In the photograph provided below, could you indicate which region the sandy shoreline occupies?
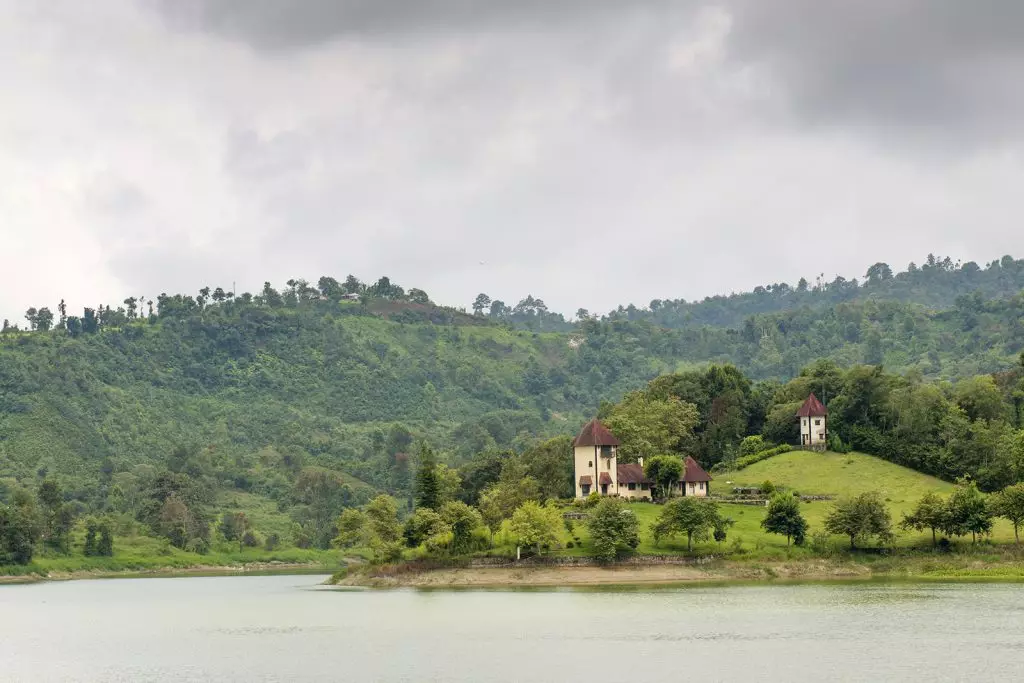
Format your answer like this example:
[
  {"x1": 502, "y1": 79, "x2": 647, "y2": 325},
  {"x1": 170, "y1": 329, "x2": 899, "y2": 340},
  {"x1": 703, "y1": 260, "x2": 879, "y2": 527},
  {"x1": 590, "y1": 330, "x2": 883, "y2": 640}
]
[{"x1": 333, "y1": 560, "x2": 876, "y2": 588}]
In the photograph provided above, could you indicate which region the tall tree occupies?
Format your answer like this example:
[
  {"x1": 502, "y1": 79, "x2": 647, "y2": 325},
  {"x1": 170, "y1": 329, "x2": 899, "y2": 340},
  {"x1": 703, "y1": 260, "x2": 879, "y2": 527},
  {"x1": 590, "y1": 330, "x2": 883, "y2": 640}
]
[
  {"x1": 644, "y1": 455, "x2": 684, "y2": 500},
  {"x1": 761, "y1": 494, "x2": 808, "y2": 545},
  {"x1": 652, "y1": 498, "x2": 725, "y2": 551},
  {"x1": 900, "y1": 492, "x2": 946, "y2": 546},
  {"x1": 472, "y1": 293, "x2": 491, "y2": 316},
  {"x1": 414, "y1": 445, "x2": 442, "y2": 511},
  {"x1": 990, "y1": 483, "x2": 1024, "y2": 544},
  {"x1": 824, "y1": 492, "x2": 893, "y2": 549},
  {"x1": 587, "y1": 498, "x2": 640, "y2": 562}
]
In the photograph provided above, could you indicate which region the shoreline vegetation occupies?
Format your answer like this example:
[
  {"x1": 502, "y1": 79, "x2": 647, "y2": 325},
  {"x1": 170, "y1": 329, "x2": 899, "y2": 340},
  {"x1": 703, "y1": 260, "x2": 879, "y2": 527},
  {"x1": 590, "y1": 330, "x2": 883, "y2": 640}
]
[{"x1": 332, "y1": 553, "x2": 1024, "y2": 589}]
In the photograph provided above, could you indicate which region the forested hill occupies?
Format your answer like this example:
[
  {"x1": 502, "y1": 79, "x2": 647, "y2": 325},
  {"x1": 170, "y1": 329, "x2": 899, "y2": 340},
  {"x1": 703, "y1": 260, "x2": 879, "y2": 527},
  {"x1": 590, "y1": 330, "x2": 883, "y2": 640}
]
[
  {"x1": 1, "y1": 260, "x2": 1023, "y2": 490},
  {"x1": 604, "y1": 254, "x2": 1024, "y2": 329},
  {"x1": 1, "y1": 264, "x2": 1023, "y2": 560}
]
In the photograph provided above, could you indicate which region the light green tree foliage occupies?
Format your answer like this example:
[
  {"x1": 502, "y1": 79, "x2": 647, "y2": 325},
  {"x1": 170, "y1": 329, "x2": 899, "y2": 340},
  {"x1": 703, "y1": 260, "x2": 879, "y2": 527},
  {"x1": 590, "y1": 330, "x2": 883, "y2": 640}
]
[
  {"x1": 991, "y1": 483, "x2": 1024, "y2": 544},
  {"x1": 652, "y1": 497, "x2": 726, "y2": 551},
  {"x1": 334, "y1": 508, "x2": 367, "y2": 548},
  {"x1": 363, "y1": 495, "x2": 402, "y2": 562},
  {"x1": 954, "y1": 375, "x2": 1007, "y2": 422},
  {"x1": 739, "y1": 435, "x2": 768, "y2": 456},
  {"x1": 760, "y1": 494, "x2": 808, "y2": 546},
  {"x1": 402, "y1": 507, "x2": 448, "y2": 550},
  {"x1": 824, "y1": 492, "x2": 893, "y2": 549},
  {"x1": 586, "y1": 498, "x2": 640, "y2": 562},
  {"x1": 509, "y1": 501, "x2": 562, "y2": 555},
  {"x1": 439, "y1": 501, "x2": 483, "y2": 555},
  {"x1": 605, "y1": 391, "x2": 699, "y2": 461},
  {"x1": 477, "y1": 459, "x2": 540, "y2": 537},
  {"x1": 436, "y1": 464, "x2": 462, "y2": 507},
  {"x1": 942, "y1": 479, "x2": 993, "y2": 543},
  {"x1": 644, "y1": 455, "x2": 683, "y2": 499},
  {"x1": 900, "y1": 492, "x2": 947, "y2": 546}
]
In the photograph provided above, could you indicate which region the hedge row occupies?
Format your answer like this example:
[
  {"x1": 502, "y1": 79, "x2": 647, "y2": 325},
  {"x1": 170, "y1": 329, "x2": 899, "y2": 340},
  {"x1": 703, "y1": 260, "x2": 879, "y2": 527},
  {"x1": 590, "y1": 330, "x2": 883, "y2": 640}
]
[{"x1": 733, "y1": 444, "x2": 793, "y2": 470}]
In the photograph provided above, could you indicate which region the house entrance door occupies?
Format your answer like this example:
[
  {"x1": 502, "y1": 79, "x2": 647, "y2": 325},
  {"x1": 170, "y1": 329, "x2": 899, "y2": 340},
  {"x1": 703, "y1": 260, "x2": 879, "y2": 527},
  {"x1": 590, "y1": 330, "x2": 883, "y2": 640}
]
[{"x1": 601, "y1": 484, "x2": 608, "y2": 495}]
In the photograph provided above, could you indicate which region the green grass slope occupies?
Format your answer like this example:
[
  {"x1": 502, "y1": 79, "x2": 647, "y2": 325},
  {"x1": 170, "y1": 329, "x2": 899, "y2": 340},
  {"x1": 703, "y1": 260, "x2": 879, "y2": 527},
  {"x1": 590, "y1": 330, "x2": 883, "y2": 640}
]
[{"x1": 719, "y1": 450, "x2": 955, "y2": 504}]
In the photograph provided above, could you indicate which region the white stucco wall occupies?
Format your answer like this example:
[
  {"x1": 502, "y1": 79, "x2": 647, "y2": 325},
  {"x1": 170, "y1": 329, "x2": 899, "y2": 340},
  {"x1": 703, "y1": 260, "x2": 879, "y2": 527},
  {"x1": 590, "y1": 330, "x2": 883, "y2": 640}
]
[
  {"x1": 800, "y1": 416, "x2": 827, "y2": 446},
  {"x1": 574, "y1": 445, "x2": 618, "y2": 498}
]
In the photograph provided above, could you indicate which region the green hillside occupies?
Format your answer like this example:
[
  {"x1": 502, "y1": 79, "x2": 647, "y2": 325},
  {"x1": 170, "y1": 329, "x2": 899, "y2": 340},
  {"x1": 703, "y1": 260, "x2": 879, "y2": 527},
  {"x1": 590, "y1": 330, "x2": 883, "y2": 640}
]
[
  {"x1": 719, "y1": 450, "x2": 955, "y2": 504},
  {"x1": 715, "y1": 451, "x2": 1017, "y2": 545}
]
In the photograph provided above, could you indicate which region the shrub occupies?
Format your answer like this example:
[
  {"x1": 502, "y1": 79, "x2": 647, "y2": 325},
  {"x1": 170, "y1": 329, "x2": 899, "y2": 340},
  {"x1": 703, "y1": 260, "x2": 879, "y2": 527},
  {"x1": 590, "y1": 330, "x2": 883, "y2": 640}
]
[
  {"x1": 264, "y1": 533, "x2": 281, "y2": 551},
  {"x1": 566, "y1": 541, "x2": 574, "y2": 549},
  {"x1": 740, "y1": 435, "x2": 769, "y2": 456},
  {"x1": 760, "y1": 480, "x2": 776, "y2": 495},
  {"x1": 732, "y1": 445, "x2": 793, "y2": 471}
]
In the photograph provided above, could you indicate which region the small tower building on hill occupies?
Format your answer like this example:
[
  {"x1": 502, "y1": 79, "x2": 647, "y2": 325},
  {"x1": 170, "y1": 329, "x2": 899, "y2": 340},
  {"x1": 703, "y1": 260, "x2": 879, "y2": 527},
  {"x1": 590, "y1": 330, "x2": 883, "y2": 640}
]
[{"x1": 797, "y1": 393, "x2": 828, "y2": 450}]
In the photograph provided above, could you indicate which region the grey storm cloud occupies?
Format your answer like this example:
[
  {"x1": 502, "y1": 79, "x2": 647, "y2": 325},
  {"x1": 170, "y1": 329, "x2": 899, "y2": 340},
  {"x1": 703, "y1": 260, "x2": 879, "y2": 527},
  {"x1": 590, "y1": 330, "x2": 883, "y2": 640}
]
[{"x1": 156, "y1": 0, "x2": 1024, "y2": 139}]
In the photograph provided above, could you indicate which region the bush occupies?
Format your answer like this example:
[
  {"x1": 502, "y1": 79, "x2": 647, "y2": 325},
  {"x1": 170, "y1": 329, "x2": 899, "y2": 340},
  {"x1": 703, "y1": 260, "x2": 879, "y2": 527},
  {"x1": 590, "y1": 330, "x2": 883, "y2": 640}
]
[
  {"x1": 566, "y1": 541, "x2": 574, "y2": 549},
  {"x1": 264, "y1": 533, "x2": 281, "y2": 551},
  {"x1": 810, "y1": 531, "x2": 833, "y2": 556},
  {"x1": 732, "y1": 445, "x2": 793, "y2": 471},
  {"x1": 828, "y1": 433, "x2": 851, "y2": 453},
  {"x1": 760, "y1": 480, "x2": 776, "y2": 495},
  {"x1": 740, "y1": 435, "x2": 769, "y2": 456}
]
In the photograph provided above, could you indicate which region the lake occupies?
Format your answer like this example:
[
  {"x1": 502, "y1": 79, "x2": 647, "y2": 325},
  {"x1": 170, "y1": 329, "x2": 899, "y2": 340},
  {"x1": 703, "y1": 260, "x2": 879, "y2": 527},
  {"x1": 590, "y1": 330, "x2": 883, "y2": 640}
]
[{"x1": 2, "y1": 575, "x2": 1024, "y2": 681}]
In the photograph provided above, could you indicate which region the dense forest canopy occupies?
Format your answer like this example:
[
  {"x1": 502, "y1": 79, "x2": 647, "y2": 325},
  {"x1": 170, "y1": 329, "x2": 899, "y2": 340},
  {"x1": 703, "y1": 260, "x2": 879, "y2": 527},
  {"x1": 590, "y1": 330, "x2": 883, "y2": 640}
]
[{"x1": 2, "y1": 255, "x2": 1024, "y2": 563}]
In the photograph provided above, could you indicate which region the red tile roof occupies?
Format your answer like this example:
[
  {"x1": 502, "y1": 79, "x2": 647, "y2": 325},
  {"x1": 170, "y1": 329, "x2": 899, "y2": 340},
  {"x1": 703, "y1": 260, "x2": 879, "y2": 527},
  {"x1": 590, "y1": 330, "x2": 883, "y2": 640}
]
[
  {"x1": 578, "y1": 475, "x2": 593, "y2": 486},
  {"x1": 572, "y1": 419, "x2": 622, "y2": 447},
  {"x1": 681, "y1": 456, "x2": 712, "y2": 483},
  {"x1": 599, "y1": 472, "x2": 613, "y2": 486},
  {"x1": 617, "y1": 463, "x2": 651, "y2": 484},
  {"x1": 796, "y1": 393, "x2": 828, "y2": 417}
]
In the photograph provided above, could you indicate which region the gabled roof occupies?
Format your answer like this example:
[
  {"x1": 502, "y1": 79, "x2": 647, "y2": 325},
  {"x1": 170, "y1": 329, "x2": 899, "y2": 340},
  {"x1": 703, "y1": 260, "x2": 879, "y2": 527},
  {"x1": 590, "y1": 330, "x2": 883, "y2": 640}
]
[
  {"x1": 681, "y1": 456, "x2": 712, "y2": 483},
  {"x1": 796, "y1": 393, "x2": 828, "y2": 417},
  {"x1": 572, "y1": 419, "x2": 622, "y2": 447},
  {"x1": 617, "y1": 463, "x2": 651, "y2": 485}
]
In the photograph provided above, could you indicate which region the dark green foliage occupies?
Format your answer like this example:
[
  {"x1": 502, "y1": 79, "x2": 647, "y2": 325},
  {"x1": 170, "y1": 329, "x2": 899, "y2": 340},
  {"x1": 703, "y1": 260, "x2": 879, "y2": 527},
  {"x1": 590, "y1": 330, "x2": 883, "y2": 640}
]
[
  {"x1": 732, "y1": 445, "x2": 793, "y2": 471},
  {"x1": 0, "y1": 492, "x2": 42, "y2": 565},
  {"x1": 652, "y1": 498, "x2": 728, "y2": 551},
  {"x1": 761, "y1": 494, "x2": 808, "y2": 545},
  {"x1": 824, "y1": 492, "x2": 893, "y2": 549},
  {"x1": 644, "y1": 456, "x2": 684, "y2": 500},
  {"x1": 414, "y1": 445, "x2": 442, "y2": 511},
  {"x1": 587, "y1": 498, "x2": 640, "y2": 562},
  {"x1": 942, "y1": 480, "x2": 993, "y2": 543},
  {"x1": 83, "y1": 518, "x2": 114, "y2": 557}
]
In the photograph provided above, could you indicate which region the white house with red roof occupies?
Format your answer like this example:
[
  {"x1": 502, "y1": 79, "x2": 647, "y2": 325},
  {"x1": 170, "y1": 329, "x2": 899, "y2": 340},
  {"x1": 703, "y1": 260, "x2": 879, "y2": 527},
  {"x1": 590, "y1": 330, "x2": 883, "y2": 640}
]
[
  {"x1": 797, "y1": 393, "x2": 828, "y2": 450},
  {"x1": 571, "y1": 419, "x2": 711, "y2": 499}
]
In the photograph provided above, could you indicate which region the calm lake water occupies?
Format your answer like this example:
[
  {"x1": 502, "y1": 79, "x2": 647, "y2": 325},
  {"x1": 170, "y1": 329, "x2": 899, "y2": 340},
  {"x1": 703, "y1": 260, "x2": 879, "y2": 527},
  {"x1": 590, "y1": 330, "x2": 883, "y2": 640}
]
[{"x1": 2, "y1": 575, "x2": 1024, "y2": 682}]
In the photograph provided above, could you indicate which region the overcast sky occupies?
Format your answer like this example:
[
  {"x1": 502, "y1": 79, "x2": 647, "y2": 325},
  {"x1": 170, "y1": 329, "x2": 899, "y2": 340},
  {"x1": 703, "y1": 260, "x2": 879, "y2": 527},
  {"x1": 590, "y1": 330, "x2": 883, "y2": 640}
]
[{"x1": 3, "y1": 1, "x2": 1024, "y2": 322}]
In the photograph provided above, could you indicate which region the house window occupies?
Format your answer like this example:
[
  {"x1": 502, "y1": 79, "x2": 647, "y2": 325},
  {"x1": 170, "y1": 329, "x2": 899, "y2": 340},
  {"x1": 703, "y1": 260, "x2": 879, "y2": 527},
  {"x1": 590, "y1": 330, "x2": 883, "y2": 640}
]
[
  {"x1": 814, "y1": 419, "x2": 821, "y2": 426},
  {"x1": 600, "y1": 445, "x2": 613, "y2": 458},
  {"x1": 581, "y1": 485, "x2": 591, "y2": 496},
  {"x1": 588, "y1": 461, "x2": 593, "y2": 467},
  {"x1": 628, "y1": 482, "x2": 637, "y2": 491},
  {"x1": 640, "y1": 483, "x2": 649, "y2": 491}
]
